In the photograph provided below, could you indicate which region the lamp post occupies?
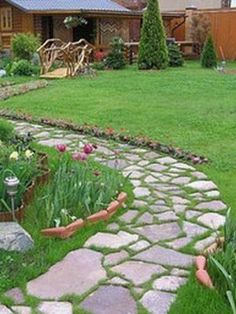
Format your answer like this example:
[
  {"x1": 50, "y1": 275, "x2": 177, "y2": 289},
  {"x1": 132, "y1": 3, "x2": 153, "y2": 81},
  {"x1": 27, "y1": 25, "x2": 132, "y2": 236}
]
[{"x1": 4, "y1": 176, "x2": 20, "y2": 220}]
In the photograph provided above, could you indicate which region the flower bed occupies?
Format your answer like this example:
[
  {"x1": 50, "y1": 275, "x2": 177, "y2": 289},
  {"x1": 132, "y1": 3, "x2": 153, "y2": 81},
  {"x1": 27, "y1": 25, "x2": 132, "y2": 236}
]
[{"x1": 0, "y1": 110, "x2": 208, "y2": 164}]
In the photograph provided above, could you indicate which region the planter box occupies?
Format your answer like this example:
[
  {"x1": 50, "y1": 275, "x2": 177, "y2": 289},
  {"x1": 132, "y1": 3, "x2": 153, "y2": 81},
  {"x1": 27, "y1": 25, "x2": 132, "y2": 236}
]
[
  {"x1": 0, "y1": 152, "x2": 50, "y2": 222},
  {"x1": 41, "y1": 192, "x2": 128, "y2": 239}
]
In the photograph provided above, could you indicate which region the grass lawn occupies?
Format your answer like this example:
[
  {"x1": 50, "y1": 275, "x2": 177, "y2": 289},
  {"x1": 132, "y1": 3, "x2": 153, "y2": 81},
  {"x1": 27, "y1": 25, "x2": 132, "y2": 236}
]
[{"x1": 0, "y1": 61, "x2": 235, "y2": 313}]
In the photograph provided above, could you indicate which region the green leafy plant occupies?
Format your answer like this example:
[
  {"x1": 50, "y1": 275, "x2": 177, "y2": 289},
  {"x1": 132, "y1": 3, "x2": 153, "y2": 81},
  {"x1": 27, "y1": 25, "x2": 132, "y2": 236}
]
[
  {"x1": 138, "y1": 0, "x2": 168, "y2": 70},
  {"x1": 91, "y1": 62, "x2": 105, "y2": 71},
  {"x1": 63, "y1": 16, "x2": 87, "y2": 29},
  {"x1": 105, "y1": 37, "x2": 126, "y2": 70},
  {"x1": 0, "y1": 119, "x2": 15, "y2": 143},
  {"x1": 12, "y1": 33, "x2": 40, "y2": 61},
  {"x1": 168, "y1": 43, "x2": 184, "y2": 67},
  {"x1": 201, "y1": 35, "x2": 217, "y2": 69},
  {"x1": 10, "y1": 60, "x2": 34, "y2": 76}
]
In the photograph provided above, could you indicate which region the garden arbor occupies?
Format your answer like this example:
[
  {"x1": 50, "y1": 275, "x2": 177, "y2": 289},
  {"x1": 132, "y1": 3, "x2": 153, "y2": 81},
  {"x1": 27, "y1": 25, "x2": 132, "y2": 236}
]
[{"x1": 37, "y1": 38, "x2": 94, "y2": 78}]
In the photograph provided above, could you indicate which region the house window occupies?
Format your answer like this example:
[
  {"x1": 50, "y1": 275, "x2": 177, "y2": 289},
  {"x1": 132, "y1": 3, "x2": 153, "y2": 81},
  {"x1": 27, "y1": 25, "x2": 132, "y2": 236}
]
[{"x1": 0, "y1": 7, "x2": 13, "y2": 31}]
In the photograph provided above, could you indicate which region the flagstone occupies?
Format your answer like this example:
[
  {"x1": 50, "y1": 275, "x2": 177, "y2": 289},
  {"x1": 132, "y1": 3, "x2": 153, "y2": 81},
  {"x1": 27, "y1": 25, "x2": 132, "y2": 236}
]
[
  {"x1": 11, "y1": 306, "x2": 31, "y2": 314},
  {"x1": 183, "y1": 221, "x2": 208, "y2": 238},
  {"x1": 38, "y1": 302, "x2": 72, "y2": 314},
  {"x1": 167, "y1": 237, "x2": 193, "y2": 250},
  {"x1": 134, "y1": 187, "x2": 151, "y2": 198},
  {"x1": 191, "y1": 171, "x2": 207, "y2": 179},
  {"x1": 133, "y1": 222, "x2": 182, "y2": 242},
  {"x1": 170, "y1": 268, "x2": 190, "y2": 277},
  {"x1": 0, "y1": 305, "x2": 13, "y2": 314},
  {"x1": 194, "y1": 235, "x2": 216, "y2": 252},
  {"x1": 174, "y1": 163, "x2": 195, "y2": 170},
  {"x1": 141, "y1": 290, "x2": 176, "y2": 314},
  {"x1": 172, "y1": 176, "x2": 191, "y2": 185},
  {"x1": 27, "y1": 249, "x2": 106, "y2": 299},
  {"x1": 205, "y1": 190, "x2": 220, "y2": 198},
  {"x1": 80, "y1": 285, "x2": 137, "y2": 314},
  {"x1": 186, "y1": 180, "x2": 217, "y2": 191},
  {"x1": 133, "y1": 245, "x2": 193, "y2": 268},
  {"x1": 119, "y1": 210, "x2": 139, "y2": 224},
  {"x1": 136, "y1": 212, "x2": 153, "y2": 224},
  {"x1": 104, "y1": 250, "x2": 129, "y2": 267},
  {"x1": 4, "y1": 287, "x2": 25, "y2": 304},
  {"x1": 157, "y1": 157, "x2": 177, "y2": 164},
  {"x1": 147, "y1": 164, "x2": 168, "y2": 172},
  {"x1": 129, "y1": 240, "x2": 150, "y2": 252},
  {"x1": 85, "y1": 231, "x2": 139, "y2": 249},
  {"x1": 153, "y1": 276, "x2": 187, "y2": 292},
  {"x1": 38, "y1": 138, "x2": 71, "y2": 147},
  {"x1": 185, "y1": 210, "x2": 202, "y2": 220},
  {"x1": 111, "y1": 261, "x2": 166, "y2": 285},
  {"x1": 197, "y1": 213, "x2": 225, "y2": 230},
  {"x1": 195, "y1": 200, "x2": 227, "y2": 211},
  {"x1": 156, "y1": 211, "x2": 178, "y2": 222}
]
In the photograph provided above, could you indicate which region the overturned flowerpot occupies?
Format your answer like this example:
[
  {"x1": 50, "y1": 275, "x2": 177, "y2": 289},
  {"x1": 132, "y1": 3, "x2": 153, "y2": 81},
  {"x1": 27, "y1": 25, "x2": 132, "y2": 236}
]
[
  {"x1": 0, "y1": 203, "x2": 25, "y2": 222},
  {"x1": 41, "y1": 192, "x2": 127, "y2": 239},
  {"x1": 196, "y1": 269, "x2": 214, "y2": 289}
]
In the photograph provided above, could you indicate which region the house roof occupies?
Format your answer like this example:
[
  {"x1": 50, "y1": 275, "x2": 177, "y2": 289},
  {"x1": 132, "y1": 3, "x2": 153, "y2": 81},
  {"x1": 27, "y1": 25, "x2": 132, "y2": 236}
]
[{"x1": 5, "y1": 0, "x2": 132, "y2": 13}]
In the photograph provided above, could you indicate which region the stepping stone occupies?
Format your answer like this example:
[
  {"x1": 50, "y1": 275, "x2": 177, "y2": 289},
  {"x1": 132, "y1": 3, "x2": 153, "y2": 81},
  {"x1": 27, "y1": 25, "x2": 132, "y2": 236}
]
[
  {"x1": 136, "y1": 212, "x2": 153, "y2": 224},
  {"x1": 147, "y1": 164, "x2": 168, "y2": 172},
  {"x1": 4, "y1": 287, "x2": 25, "y2": 304},
  {"x1": 80, "y1": 285, "x2": 137, "y2": 314},
  {"x1": 0, "y1": 222, "x2": 34, "y2": 252},
  {"x1": 129, "y1": 240, "x2": 150, "y2": 252},
  {"x1": 191, "y1": 171, "x2": 207, "y2": 179},
  {"x1": 107, "y1": 223, "x2": 120, "y2": 231},
  {"x1": 111, "y1": 261, "x2": 166, "y2": 285},
  {"x1": 153, "y1": 276, "x2": 187, "y2": 292},
  {"x1": 96, "y1": 146, "x2": 114, "y2": 156},
  {"x1": 174, "y1": 163, "x2": 195, "y2": 170},
  {"x1": 185, "y1": 210, "x2": 201, "y2": 220},
  {"x1": 133, "y1": 222, "x2": 182, "y2": 242},
  {"x1": 144, "y1": 175, "x2": 157, "y2": 183},
  {"x1": 38, "y1": 138, "x2": 71, "y2": 147},
  {"x1": 124, "y1": 153, "x2": 141, "y2": 162},
  {"x1": 173, "y1": 204, "x2": 186, "y2": 214},
  {"x1": 131, "y1": 179, "x2": 141, "y2": 187},
  {"x1": 194, "y1": 235, "x2": 216, "y2": 252},
  {"x1": 0, "y1": 305, "x2": 13, "y2": 314},
  {"x1": 133, "y1": 245, "x2": 193, "y2": 268},
  {"x1": 104, "y1": 250, "x2": 129, "y2": 267},
  {"x1": 170, "y1": 268, "x2": 189, "y2": 277},
  {"x1": 156, "y1": 211, "x2": 178, "y2": 222},
  {"x1": 108, "y1": 277, "x2": 129, "y2": 286},
  {"x1": 171, "y1": 196, "x2": 189, "y2": 205},
  {"x1": 183, "y1": 221, "x2": 208, "y2": 238},
  {"x1": 150, "y1": 204, "x2": 171, "y2": 213},
  {"x1": 195, "y1": 200, "x2": 227, "y2": 212},
  {"x1": 167, "y1": 237, "x2": 192, "y2": 250},
  {"x1": 124, "y1": 171, "x2": 144, "y2": 179},
  {"x1": 27, "y1": 249, "x2": 106, "y2": 299},
  {"x1": 38, "y1": 302, "x2": 72, "y2": 314},
  {"x1": 106, "y1": 159, "x2": 128, "y2": 170},
  {"x1": 11, "y1": 306, "x2": 31, "y2": 314},
  {"x1": 85, "y1": 231, "x2": 139, "y2": 249},
  {"x1": 144, "y1": 152, "x2": 160, "y2": 159},
  {"x1": 134, "y1": 187, "x2": 150, "y2": 198},
  {"x1": 34, "y1": 131, "x2": 50, "y2": 138},
  {"x1": 138, "y1": 160, "x2": 150, "y2": 166},
  {"x1": 133, "y1": 200, "x2": 148, "y2": 208},
  {"x1": 197, "y1": 213, "x2": 225, "y2": 230},
  {"x1": 119, "y1": 210, "x2": 139, "y2": 223},
  {"x1": 186, "y1": 181, "x2": 217, "y2": 191},
  {"x1": 157, "y1": 157, "x2": 177, "y2": 164},
  {"x1": 125, "y1": 165, "x2": 143, "y2": 171},
  {"x1": 205, "y1": 190, "x2": 220, "y2": 198},
  {"x1": 141, "y1": 290, "x2": 176, "y2": 314},
  {"x1": 172, "y1": 177, "x2": 191, "y2": 185}
]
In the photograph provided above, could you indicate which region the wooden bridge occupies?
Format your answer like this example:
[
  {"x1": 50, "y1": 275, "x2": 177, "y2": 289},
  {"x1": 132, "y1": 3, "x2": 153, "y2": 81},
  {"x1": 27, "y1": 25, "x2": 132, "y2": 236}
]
[{"x1": 37, "y1": 38, "x2": 94, "y2": 79}]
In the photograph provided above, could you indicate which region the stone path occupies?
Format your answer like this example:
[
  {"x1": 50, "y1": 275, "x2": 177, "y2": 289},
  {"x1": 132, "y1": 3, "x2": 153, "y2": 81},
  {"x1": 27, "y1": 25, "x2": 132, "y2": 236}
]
[{"x1": 3, "y1": 120, "x2": 228, "y2": 314}]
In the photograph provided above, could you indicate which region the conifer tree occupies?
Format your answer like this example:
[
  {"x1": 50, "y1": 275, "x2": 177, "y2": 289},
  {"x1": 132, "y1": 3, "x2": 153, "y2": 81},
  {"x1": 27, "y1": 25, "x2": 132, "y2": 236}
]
[
  {"x1": 201, "y1": 35, "x2": 217, "y2": 68},
  {"x1": 168, "y1": 43, "x2": 184, "y2": 67}
]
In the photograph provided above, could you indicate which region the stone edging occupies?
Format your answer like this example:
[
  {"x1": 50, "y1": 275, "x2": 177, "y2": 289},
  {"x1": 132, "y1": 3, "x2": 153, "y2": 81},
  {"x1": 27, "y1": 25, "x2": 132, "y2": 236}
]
[
  {"x1": 0, "y1": 110, "x2": 208, "y2": 165},
  {"x1": 0, "y1": 80, "x2": 48, "y2": 101},
  {"x1": 41, "y1": 192, "x2": 127, "y2": 239}
]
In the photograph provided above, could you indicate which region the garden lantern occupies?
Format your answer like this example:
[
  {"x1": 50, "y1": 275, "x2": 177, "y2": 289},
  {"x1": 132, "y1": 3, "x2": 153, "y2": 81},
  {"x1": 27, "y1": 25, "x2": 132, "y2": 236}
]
[{"x1": 4, "y1": 176, "x2": 20, "y2": 219}]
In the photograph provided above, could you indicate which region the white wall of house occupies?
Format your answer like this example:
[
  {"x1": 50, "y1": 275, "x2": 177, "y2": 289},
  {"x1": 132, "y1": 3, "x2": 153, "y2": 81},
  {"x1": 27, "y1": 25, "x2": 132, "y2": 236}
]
[{"x1": 158, "y1": 0, "x2": 222, "y2": 11}]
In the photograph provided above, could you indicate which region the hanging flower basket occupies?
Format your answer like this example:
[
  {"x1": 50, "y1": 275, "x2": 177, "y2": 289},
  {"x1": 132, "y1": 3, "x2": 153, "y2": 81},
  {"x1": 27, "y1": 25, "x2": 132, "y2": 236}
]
[{"x1": 64, "y1": 16, "x2": 87, "y2": 29}]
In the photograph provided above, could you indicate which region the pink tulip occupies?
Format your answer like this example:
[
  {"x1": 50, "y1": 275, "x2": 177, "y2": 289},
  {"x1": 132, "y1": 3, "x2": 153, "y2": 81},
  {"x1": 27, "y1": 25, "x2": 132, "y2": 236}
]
[
  {"x1": 56, "y1": 144, "x2": 67, "y2": 153},
  {"x1": 83, "y1": 144, "x2": 94, "y2": 155},
  {"x1": 72, "y1": 152, "x2": 88, "y2": 161}
]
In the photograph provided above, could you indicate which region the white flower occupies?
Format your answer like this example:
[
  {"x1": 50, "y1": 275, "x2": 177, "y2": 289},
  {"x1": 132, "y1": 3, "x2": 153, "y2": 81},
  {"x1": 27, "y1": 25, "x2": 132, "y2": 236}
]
[
  {"x1": 9, "y1": 151, "x2": 19, "y2": 160},
  {"x1": 25, "y1": 149, "x2": 34, "y2": 159}
]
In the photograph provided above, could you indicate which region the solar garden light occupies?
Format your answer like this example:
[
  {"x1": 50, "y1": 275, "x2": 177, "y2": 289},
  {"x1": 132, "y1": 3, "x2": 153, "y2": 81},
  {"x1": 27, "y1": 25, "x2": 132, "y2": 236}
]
[{"x1": 4, "y1": 176, "x2": 20, "y2": 219}]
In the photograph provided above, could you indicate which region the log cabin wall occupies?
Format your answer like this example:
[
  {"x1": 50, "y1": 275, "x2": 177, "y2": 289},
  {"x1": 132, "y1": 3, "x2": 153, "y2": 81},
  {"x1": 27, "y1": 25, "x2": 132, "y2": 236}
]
[{"x1": 0, "y1": 0, "x2": 33, "y2": 49}]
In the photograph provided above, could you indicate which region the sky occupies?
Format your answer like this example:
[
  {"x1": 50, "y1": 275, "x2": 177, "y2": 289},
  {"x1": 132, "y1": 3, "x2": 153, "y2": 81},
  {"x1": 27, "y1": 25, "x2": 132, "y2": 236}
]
[{"x1": 232, "y1": 0, "x2": 236, "y2": 6}]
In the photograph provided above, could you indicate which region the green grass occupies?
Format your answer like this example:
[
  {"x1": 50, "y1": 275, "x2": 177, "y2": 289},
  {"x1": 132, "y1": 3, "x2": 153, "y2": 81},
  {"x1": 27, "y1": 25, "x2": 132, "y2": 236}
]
[{"x1": 1, "y1": 61, "x2": 235, "y2": 312}]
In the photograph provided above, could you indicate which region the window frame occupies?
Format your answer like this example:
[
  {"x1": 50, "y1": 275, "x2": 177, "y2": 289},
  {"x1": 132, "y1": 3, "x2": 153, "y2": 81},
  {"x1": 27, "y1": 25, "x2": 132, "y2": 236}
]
[{"x1": 0, "y1": 7, "x2": 13, "y2": 31}]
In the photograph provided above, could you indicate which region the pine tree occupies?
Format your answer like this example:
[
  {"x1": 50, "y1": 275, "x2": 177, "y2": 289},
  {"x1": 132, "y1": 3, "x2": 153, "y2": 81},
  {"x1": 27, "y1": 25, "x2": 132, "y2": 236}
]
[
  {"x1": 138, "y1": 0, "x2": 169, "y2": 70},
  {"x1": 201, "y1": 35, "x2": 217, "y2": 68},
  {"x1": 168, "y1": 43, "x2": 184, "y2": 67}
]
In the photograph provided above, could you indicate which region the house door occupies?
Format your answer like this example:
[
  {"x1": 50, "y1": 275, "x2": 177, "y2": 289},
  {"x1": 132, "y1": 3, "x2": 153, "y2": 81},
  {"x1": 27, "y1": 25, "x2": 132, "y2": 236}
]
[
  {"x1": 73, "y1": 18, "x2": 96, "y2": 44},
  {"x1": 41, "y1": 16, "x2": 54, "y2": 42}
]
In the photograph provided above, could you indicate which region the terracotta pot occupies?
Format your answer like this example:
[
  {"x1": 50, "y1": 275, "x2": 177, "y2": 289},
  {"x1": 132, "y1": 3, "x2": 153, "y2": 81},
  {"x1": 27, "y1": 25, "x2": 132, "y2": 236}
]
[
  {"x1": 23, "y1": 181, "x2": 36, "y2": 205},
  {"x1": 86, "y1": 210, "x2": 109, "y2": 223},
  {"x1": 196, "y1": 269, "x2": 214, "y2": 289},
  {"x1": 37, "y1": 152, "x2": 49, "y2": 167},
  {"x1": 66, "y1": 219, "x2": 85, "y2": 233},
  {"x1": 117, "y1": 192, "x2": 128, "y2": 205},
  {"x1": 36, "y1": 168, "x2": 51, "y2": 185},
  {"x1": 106, "y1": 200, "x2": 119, "y2": 215},
  {"x1": 196, "y1": 255, "x2": 207, "y2": 270},
  {"x1": 41, "y1": 227, "x2": 66, "y2": 238},
  {"x1": 0, "y1": 203, "x2": 25, "y2": 222}
]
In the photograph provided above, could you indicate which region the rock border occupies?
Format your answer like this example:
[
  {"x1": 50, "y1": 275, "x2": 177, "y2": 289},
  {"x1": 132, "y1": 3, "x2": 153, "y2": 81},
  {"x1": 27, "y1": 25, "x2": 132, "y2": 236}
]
[
  {"x1": 0, "y1": 110, "x2": 208, "y2": 165},
  {"x1": 41, "y1": 192, "x2": 127, "y2": 239}
]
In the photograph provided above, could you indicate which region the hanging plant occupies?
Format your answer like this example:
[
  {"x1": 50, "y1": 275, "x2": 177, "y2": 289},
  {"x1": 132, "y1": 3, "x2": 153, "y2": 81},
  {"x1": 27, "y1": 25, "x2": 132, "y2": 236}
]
[{"x1": 64, "y1": 16, "x2": 88, "y2": 29}]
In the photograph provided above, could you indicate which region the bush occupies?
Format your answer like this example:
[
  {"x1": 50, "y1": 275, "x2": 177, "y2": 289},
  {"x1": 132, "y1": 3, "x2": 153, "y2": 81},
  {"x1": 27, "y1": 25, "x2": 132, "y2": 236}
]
[
  {"x1": 104, "y1": 37, "x2": 126, "y2": 70},
  {"x1": 201, "y1": 35, "x2": 217, "y2": 68},
  {"x1": 12, "y1": 33, "x2": 40, "y2": 61},
  {"x1": 138, "y1": 0, "x2": 168, "y2": 70},
  {"x1": 0, "y1": 119, "x2": 15, "y2": 143},
  {"x1": 168, "y1": 43, "x2": 184, "y2": 67},
  {"x1": 0, "y1": 56, "x2": 11, "y2": 70},
  {"x1": 91, "y1": 62, "x2": 105, "y2": 71},
  {"x1": 10, "y1": 60, "x2": 34, "y2": 76}
]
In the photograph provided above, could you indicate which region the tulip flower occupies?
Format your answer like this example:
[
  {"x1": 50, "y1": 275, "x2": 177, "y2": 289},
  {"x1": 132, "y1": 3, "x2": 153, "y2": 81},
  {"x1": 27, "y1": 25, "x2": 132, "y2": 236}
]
[
  {"x1": 25, "y1": 149, "x2": 34, "y2": 159},
  {"x1": 9, "y1": 151, "x2": 19, "y2": 160},
  {"x1": 56, "y1": 144, "x2": 67, "y2": 153},
  {"x1": 83, "y1": 144, "x2": 94, "y2": 155}
]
